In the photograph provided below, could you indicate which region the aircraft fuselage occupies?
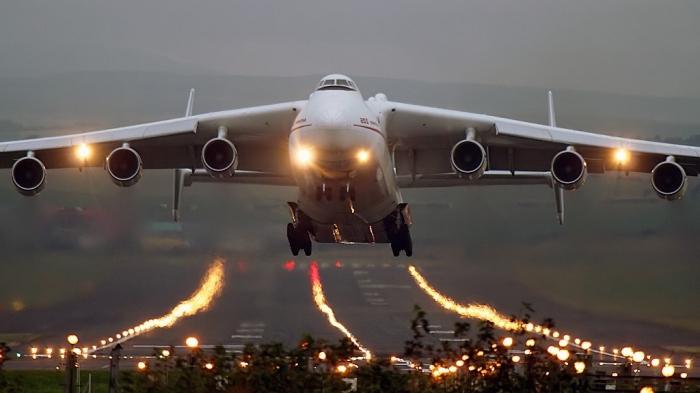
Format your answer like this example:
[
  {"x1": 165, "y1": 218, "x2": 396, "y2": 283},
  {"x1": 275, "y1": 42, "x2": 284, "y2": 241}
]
[{"x1": 288, "y1": 88, "x2": 402, "y2": 244}]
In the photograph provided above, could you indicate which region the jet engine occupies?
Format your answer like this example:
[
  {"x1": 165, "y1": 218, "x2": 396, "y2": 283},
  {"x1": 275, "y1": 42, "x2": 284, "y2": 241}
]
[
  {"x1": 106, "y1": 145, "x2": 142, "y2": 187},
  {"x1": 450, "y1": 139, "x2": 487, "y2": 180},
  {"x1": 201, "y1": 137, "x2": 237, "y2": 177},
  {"x1": 12, "y1": 155, "x2": 46, "y2": 196},
  {"x1": 651, "y1": 158, "x2": 687, "y2": 200},
  {"x1": 551, "y1": 148, "x2": 587, "y2": 190}
]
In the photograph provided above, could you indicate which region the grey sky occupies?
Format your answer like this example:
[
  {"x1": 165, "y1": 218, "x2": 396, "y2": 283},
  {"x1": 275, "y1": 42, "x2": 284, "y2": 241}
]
[{"x1": 1, "y1": 0, "x2": 699, "y2": 97}]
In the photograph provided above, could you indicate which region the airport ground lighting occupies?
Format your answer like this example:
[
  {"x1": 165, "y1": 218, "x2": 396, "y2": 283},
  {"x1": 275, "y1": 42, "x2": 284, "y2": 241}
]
[{"x1": 185, "y1": 336, "x2": 199, "y2": 349}]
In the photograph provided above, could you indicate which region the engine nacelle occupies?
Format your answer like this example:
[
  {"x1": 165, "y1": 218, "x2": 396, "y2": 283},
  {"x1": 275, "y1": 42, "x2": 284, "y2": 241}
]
[
  {"x1": 651, "y1": 159, "x2": 687, "y2": 200},
  {"x1": 106, "y1": 146, "x2": 142, "y2": 187},
  {"x1": 11, "y1": 155, "x2": 46, "y2": 196},
  {"x1": 551, "y1": 148, "x2": 587, "y2": 190},
  {"x1": 201, "y1": 137, "x2": 237, "y2": 177},
  {"x1": 450, "y1": 139, "x2": 487, "y2": 180}
]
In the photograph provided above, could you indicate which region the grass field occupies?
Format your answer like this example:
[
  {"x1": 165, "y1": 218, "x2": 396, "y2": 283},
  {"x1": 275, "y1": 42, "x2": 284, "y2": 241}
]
[{"x1": 1, "y1": 370, "x2": 110, "y2": 393}]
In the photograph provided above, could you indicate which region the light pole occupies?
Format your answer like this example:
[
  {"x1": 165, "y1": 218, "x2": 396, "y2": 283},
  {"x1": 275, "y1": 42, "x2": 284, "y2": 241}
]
[{"x1": 64, "y1": 335, "x2": 79, "y2": 393}]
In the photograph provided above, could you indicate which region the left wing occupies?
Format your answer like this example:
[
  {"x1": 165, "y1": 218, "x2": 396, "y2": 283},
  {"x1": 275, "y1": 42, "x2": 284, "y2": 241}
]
[{"x1": 370, "y1": 99, "x2": 700, "y2": 180}]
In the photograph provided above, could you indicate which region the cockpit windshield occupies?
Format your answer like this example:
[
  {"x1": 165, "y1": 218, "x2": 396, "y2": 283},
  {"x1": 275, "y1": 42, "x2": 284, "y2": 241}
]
[{"x1": 317, "y1": 78, "x2": 357, "y2": 91}]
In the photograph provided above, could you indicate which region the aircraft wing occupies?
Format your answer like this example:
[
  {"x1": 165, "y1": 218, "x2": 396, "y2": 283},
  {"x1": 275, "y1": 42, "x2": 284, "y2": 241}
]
[
  {"x1": 0, "y1": 101, "x2": 305, "y2": 174},
  {"x1": 372, "y1": 99, "x2": 700, "y2": 181}
]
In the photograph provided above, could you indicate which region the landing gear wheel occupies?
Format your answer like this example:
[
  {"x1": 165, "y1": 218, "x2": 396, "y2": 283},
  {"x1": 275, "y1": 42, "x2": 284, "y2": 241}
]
[
  {"x1": 299, "y1": 229, "x2": 312, "y2": 256},
  {"x1": 388, "y1": 221, "x2": 413, "y2": 257},
  {"x1": 399, "y1": 225, "x2": 413, "y2": 256},
  {"x1": 391, "y1": 241, "x2": 401, "y2": 257},
  {"x1": 287, "y1": 222, "x2": 313, "y2": 256},
  {"x1": 287, "y1": 223, "x2": 300, "y2": 256}
]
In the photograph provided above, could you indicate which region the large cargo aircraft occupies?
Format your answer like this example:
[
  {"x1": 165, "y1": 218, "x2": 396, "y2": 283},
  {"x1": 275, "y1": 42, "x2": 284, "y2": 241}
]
[{"x1": 3, "y1": 74, "x2": 698, "y2": 256}]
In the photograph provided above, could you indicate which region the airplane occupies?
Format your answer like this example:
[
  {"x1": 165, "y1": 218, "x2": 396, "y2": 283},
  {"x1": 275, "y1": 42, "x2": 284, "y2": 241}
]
[{"x1": 2, "y1": 73, "x2": 699, "y2": 256}]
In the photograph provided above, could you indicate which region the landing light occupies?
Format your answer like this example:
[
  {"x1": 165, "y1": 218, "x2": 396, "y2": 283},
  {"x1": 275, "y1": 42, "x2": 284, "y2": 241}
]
[
  {"x1": 614, "y1": 148, "x2": 630, "y2": 165},
  {"x1": 294, "y1": 146, "x2": 314, "y2": 166},
  {"x1": 76, "y1": 143, "x2": 91, "y2": 160},
  {"x1": 356, "y1": 149, "x2": 370, "y2": 164}
]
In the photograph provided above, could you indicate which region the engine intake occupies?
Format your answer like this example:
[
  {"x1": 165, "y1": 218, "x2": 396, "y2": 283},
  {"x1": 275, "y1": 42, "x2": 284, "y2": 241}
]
[
  {"x1": 551, "y1": 149, "x2": 587, "y2": 190},
  {"x1": 202, "y1": 137, "x2": 237, "y2": 177},
  {"x1": 106, "y1": 146, "x2": 142, "y2": 187},
  {"x1": 12, "y1": 155, "x2": 46, "y2": 196},
  {"x1": 450, "y1": 139, "x2": 487, "y2": 180},
  {"x1": 651, "y1": 159, "x2": 686, "y2": 200}
]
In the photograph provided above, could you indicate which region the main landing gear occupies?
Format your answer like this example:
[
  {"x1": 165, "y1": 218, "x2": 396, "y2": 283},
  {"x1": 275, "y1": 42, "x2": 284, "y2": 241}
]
[
  {"x1": 384, "y1": 204, "x2": 413, "y2": 257},
  {"x1": 287, "y1": 202, "x2": 312, "y2": 256}
]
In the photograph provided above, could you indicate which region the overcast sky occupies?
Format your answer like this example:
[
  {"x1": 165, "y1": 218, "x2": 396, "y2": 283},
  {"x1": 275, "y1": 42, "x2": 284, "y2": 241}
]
[{"x1": 1, "y1": 0, "x2": 699, "y2": 97}]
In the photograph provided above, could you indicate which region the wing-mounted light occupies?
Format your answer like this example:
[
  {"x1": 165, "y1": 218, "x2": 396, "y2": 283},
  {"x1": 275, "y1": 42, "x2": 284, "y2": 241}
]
[
  {"x1": 651, "y1": 156, "x2": 687, "y2": 200},
  {"x1": 106, "y1": 144, "x2": 142, "y2": 187},
  {"x1": 11, "y1": 152, "x2": 46, "y2": 196},
  {"x1": 201, "y1": 126, "x2": 238, "y2": 178},
  {"x1": 550, "y1": 147, "x2": 587, "y2": 190}
]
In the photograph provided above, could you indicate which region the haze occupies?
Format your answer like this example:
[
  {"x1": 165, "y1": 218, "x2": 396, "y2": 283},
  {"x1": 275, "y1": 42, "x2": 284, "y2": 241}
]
[{"x1": 0, "y1": 0, "x2": 698, "y2": 356}]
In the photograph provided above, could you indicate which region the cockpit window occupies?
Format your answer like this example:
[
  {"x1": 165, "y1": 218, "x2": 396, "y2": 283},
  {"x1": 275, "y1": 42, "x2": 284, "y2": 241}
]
[{"x1": 317, "y1": 78, "x2": 357, "y2": 91}]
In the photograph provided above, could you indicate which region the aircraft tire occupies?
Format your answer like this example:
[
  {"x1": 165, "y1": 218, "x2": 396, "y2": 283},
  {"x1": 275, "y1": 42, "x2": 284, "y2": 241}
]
[
  {"x1": 400, "y1": 225, "x2": 412, "y2": 256},
  {"x1": 287, "y1": 223, "x2": 301, "y2": 256},
  {"x1": 391, "y1": 242, "x2": 401, "y2": 257}
]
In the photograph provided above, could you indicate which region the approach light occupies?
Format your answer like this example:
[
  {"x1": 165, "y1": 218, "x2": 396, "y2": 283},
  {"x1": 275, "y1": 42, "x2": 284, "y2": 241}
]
[
  {"x1": 356, "y1": 149, "x2": 370, "y2": 164},
  {"x1": 557, "y1": 349, "x2": 570, "y2": 361},
  {"x1": 185, "y1": 337, "x2": 199, "y2": 348},
  {"x1": 662, "y1": 364, "x2": 675, "y2": 377},
  {"x1": 67, "y1": 335, "x2": 79, "y2": 345},
  {"x1": 76, "y1": 143, "x2": 91, "y2": 161},
  {"x1": 294, "y1": 146, "x2": 314, "y2": 166},
  {"x1": 614, "y1": 148, "x2": 630, "y2": 166}
]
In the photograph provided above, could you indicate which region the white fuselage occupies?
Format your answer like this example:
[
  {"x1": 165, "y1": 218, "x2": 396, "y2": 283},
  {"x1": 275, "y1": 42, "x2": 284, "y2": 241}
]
[{"x1": 288, "y1": 89, "x2": 402, "y2": 243}]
